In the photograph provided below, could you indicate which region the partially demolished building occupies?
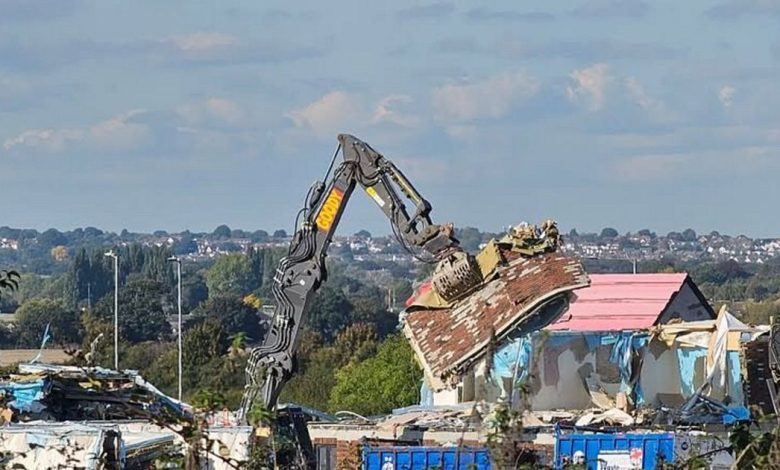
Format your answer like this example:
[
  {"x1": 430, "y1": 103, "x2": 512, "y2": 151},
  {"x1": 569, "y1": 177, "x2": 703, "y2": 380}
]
[
  {"x1": 309, "y1": 225, "x2": 777, "y2": 469},
  {"x1": 403, "y1": 250, "x2": 589, "y2": 404},
  {"x1": 403, "y1": 270, "x2": 771, "y2": 430}
]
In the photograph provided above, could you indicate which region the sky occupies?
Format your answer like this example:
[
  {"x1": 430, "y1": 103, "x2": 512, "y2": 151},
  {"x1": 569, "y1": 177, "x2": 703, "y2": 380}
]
[{"x1": 1, "y1": 0, "x2": 780, "y2": 237}]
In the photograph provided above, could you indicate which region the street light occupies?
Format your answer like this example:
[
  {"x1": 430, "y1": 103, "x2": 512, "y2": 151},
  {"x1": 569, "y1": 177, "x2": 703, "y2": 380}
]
[
  {"x1": 104, "y1": 250, "x2": 119, "y2": 370},
  {"x1": 168, "y1": 256, "x2": 183, "y2": 401}
]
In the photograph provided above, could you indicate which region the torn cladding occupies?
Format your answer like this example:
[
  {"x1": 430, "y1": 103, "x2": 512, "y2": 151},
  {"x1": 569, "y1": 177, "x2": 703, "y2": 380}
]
[
  {"x1": 0, "y1": 363, "x2": 191, "y2": 422},
  {"x1": 0, "y1": 363, "x2": 253, "y2": 469}
]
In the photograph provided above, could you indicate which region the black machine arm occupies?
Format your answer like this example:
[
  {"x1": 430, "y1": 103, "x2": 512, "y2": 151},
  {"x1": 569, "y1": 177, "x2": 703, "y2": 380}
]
[{"x1": 237, "y1": 134, "x2": 470, "y2": 422}]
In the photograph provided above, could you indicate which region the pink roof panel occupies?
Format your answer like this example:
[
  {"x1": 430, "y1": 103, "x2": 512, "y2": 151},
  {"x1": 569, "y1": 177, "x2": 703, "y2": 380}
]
[{"x1": 546, "y1": 273, "x2": 688, "y2": 332}]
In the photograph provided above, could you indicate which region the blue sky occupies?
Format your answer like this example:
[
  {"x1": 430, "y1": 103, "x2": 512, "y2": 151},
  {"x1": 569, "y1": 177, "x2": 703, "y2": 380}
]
[{"x1": 2, "y1": 0, "x2": 779, "y2": 236}]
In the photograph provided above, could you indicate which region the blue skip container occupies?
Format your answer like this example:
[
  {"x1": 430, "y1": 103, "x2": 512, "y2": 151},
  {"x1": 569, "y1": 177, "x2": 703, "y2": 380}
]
[
  {"x1": 363, "y1": 445, "x2": 491, "y2": 470},
  {"x1": 554, "y1": 428, "x2": 675, "y2": 469}
]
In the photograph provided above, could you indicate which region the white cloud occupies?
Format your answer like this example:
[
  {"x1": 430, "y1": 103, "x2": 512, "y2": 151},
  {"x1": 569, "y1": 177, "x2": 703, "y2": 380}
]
[
  {"x1": 3, "y1": 128, "x2": 83, "y2": 152},
  {"x1": 718, "y1": 85, "x2": 736, "y2": 107},
  {"x1": 624, "y1": 77, "x2": 654, "y2": 110},
  {"x1": 4, "y1": 110, "x2": 150, "y2": 153},
  {"x1": 432, "y1": 72, "x2": 540, "y2": 122},
  {"x1": 286, "y1": 91, "x2": 362, "y2": 137},
  {"x1": 89, "y1": 110, "x2": 151, "y2": 149},
  {"x1": 566, "y1": 63, "x2": 612, "y2": 111},
  {"x1": 165, "y1": 33, "x2": 237, "y2": 54},
  {"x1": 623, "y1": 76, "x2": 676, "y2": 122},
  {"x1": 371, "y1": 94, "x2": 420, "y2": 127},
  {"x1": 206, "y1": 98, "x2": 243, "y2": 124},
  {"x1": 177, "y1": 97, "x2": 244, "y2": 126}
]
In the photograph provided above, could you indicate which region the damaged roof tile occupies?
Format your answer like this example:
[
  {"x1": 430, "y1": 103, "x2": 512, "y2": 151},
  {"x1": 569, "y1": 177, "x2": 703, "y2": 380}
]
[{"x1": 403, "y1": 251, "x2": 589, "y2": 390}]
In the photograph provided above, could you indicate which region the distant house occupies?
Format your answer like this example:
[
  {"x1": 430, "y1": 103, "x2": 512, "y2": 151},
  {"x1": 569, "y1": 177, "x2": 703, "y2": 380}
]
[{"x1": 0, "y1": 238, "x2": 19, "y2": 250}]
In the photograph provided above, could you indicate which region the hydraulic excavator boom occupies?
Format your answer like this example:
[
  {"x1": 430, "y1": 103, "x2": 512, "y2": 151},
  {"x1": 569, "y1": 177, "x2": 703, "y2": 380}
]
[{"x1": 237, "y1": 134, "x2": 482, "y2": 425}]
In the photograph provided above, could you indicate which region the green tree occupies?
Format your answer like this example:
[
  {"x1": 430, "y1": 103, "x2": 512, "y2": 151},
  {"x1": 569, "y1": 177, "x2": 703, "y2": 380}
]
[
  {"x1": 213, "y1": 224, "x2": 232, "y2": 239},
  {"x1": 123, "y1": 341, "x2": 173, "y2": 372},
  {"x1": 185, "y1": 319, "x2": 227, "y2": 367},
  {"x1": 251, "y1": 230, "x2": 269, "y2": 243},
  {"x1": 308, "y1": 286, "x2": 354, "y2": 342},
  {"x1": 12, "y1": 273, "x2": 47, "y2": 303},
  {"x1": 600, "y1": 227, "x2": 619, "y2": 238},
  {"x1": 281, "y1": 324, "x2": 378, "y2": 410},
  {"x1": 667, "y1": 231, "x2": 684, "y2": 241},
  {"x1": 173, "y1": 234, "x2": 198, "y2": 255},
  {"x1": 67, "y1": 248, "x2": 91, "y2": 307},
  {"x1": 15, "y1": 298, "x2": 81, "y2": 347},
  {"x1": 38, "y1": 228, "x2": 67, "y2": 248},
  {"x1": 193, "y1": 295, "x2": 264, "y2": 342},
  {"x1": 140, "y1": 321, "x2": 231, "y2": 400},
  {"x1": 181, "y1": 271, "x2": 209, "y2": 311},
  {"x1": 329, "y1": 334, "x2": 421, "y2": 415},
  {"x1": 206, "y1": 251, "x2": 263, "y2": 297},
  {"x1": 95, "y1": 279, "x2": 171, "y2": 343},
  {"x1": 456, "y1": 226, "x2": 482, "y2": 252}
]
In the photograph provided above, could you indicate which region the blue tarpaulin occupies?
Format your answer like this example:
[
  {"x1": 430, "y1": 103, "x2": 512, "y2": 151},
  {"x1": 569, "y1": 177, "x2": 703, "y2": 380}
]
[
  {"x1": 727, "y1": 351, "x2": 744, "y2": 406},
  {"x1": 0, "y1": 379, "x2": 48, "y2": 412},
  {"x1": 606, "y1": 332, "x2": 649, "y2": 404},
  {"x1": 492, "y1": 335, "x2": 532, "y2": 388},
  {"x1": 676, "y1": 347, "x2": 708, "y2": 397}
]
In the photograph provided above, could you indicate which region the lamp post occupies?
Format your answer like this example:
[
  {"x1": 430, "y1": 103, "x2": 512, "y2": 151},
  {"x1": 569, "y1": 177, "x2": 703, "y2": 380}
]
[
  {"x1": 168, "y1": 256, "x2": 183, "y2": 401},
  {"x1": 104, "y1": 251, "x2": 119, "y2": 370}
]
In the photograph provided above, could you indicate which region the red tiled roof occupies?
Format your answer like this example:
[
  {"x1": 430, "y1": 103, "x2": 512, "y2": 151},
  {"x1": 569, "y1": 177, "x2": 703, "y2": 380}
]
[
  {"x1": 546, "y1": 273, "x2": 689, "y2": 332},
  {"x1": 403, "y1": 251, "x2": 589, "y2": 390}
]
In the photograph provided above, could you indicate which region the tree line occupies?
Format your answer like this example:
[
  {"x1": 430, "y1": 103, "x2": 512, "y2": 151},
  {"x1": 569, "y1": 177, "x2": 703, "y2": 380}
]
[{"x1": 1, "y1": 242, "x2": 422, "y2": 414}]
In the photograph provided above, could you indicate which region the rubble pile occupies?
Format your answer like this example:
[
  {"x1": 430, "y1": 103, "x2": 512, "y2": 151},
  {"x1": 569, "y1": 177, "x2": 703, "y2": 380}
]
[{"x1": 0, "y1": 363, "x2": 190, "y2": 423}]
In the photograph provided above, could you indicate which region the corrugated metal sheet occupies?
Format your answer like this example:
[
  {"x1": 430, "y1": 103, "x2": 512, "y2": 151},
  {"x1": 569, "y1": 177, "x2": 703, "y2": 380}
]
[
  {"x1": 403, "y1": 251, "x2": 589, "y2": 390},
  {"x1": 546, "y1": 273, "x2": 689, "y2": 332}
]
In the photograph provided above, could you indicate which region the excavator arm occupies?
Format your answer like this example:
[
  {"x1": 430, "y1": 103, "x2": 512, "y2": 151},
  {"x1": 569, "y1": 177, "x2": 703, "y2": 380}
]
[{"x1": 237, "y1": 134, "x2": 479, "y2": 423}]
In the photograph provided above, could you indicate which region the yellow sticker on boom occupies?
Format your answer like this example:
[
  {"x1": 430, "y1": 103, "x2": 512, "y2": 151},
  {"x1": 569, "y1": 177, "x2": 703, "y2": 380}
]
[
  {"x1": 365, "y1": 186, "x2": 385, "y2": 207},
  {"x1": 315, "y1": 188, "x2": 344, "y2": 232}
]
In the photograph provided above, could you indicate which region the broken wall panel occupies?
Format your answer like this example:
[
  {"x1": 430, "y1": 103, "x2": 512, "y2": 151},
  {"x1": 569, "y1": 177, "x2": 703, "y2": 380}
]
[
  {"x1": 639, "y1": 344, "x2": 685, "y2": 406},
  {"x1": 0, "y1": 423, "x2": 121, "y2": 469},
  {"x1": 205, "y1": 426, "x2": 253, "y2": 470}
]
